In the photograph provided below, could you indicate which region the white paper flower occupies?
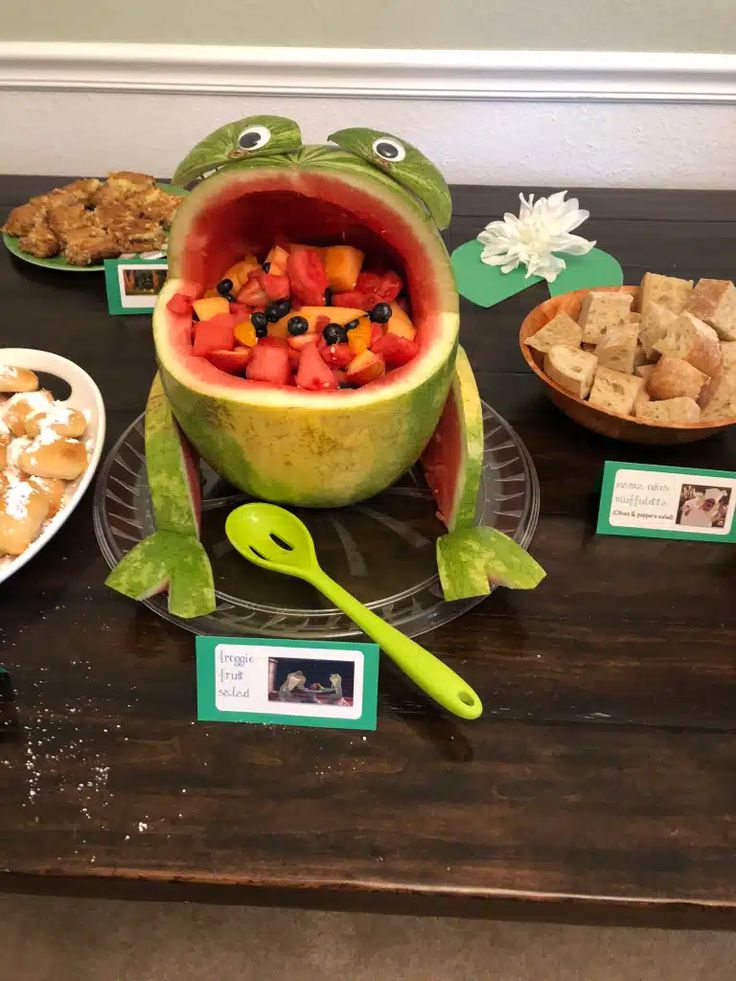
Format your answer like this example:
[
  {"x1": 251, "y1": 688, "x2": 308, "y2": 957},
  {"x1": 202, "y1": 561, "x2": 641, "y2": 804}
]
[{"x1": 477, "y1": 191, "x2": 595, "y2": 283}]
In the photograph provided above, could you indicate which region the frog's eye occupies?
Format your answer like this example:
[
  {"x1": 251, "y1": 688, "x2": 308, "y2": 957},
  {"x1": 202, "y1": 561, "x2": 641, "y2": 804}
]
[
  {"x1": 372, "y1": 136, "x2": 406, "y2": 163},
  {"x1": 237, "y1": 125, "x2": 271, "y2": 151}
]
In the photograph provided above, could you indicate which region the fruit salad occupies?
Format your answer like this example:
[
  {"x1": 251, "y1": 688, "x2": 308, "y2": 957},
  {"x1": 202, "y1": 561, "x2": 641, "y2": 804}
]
[{"x1": 166, "y1": 242, "x2": 418, "y2": 390}]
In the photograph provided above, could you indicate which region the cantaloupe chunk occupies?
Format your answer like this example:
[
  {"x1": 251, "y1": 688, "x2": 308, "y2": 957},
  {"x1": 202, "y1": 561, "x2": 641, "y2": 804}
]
[
  {"x1": 271, "y1": 306, "x2": 365, "y2": 337},
  {"x1": 265, "y1": 245, "x2": 289, "y2": 276},
  {"x1": 324, "y1": 246, "x2": 365, "y2": 292},
  {"x1": 222, "y1": 256, "x2": 260, "y2": 291},
  {"x1": 193, "y1": 296, "x2": 230, "y2": 321},
  {"x1": 386, "y1": 306, "x2": 416, "y2": 341}
]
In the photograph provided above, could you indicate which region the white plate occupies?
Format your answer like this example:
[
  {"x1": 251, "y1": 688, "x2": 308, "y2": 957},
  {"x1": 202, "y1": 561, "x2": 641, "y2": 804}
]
[{"x1": 0, "y1": 349, "x2": 106, "y2": 586}]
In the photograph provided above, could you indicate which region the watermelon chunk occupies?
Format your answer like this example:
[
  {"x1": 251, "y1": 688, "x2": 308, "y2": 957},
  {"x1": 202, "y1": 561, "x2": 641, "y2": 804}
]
[
  {"x1": 296, "y1": 341, "x2": 338, "y2": 390},
  {"x1": 257, "y1": 269, "x2": 290, "y2": 300},
  {"x1": 357, "y1": 270, "x2": 402, "y2": 303},
  {"x1": 246, "y1": 338, "x2": 291, "y2": 385},
  {"x1": 192, "y1": 314, "x2": 236, "y2": 357},
  {"x1": 372, "y1": 332, "x2": 418, "y2": 366},
  {"x1": 436, "y1": 527, "x2": 546, "y2": 601},
  {"x1": 320, "y1": 342, "x2": 353, "y2": 369},
  {"x1": 167, "y1": 292, "x2": 193, "y2": 315},
  {"x1": 288, "y1": 249, "x2": 329, "y2": 305},
  {"x1": 331, "y1": 289, "x2": 371, "y2": 309},
  {"x1": 420, "y1": 347, "x2": 482, "y2": 533}
]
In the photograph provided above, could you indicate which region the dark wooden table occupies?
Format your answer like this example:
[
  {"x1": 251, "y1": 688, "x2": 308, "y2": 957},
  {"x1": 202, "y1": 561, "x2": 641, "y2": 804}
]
[{"x1": 1, "y1": 177, "x2": 735, "y2": 927}]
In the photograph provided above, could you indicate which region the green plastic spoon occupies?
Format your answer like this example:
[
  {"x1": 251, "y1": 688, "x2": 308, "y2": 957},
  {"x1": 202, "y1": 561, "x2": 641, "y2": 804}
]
[{"x1": 225, "y1": 503, "x2": 483, "y2": 721}]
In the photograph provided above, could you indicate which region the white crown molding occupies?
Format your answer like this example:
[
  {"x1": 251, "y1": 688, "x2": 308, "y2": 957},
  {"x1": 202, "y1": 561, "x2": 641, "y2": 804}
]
[{"x1": 1, "y1": 42, "x2": 735, "y2": 103}]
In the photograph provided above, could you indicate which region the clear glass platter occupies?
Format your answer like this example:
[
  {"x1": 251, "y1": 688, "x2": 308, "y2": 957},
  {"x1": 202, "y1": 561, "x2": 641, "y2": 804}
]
[{"x1": 93, "y1": 403, "x2": 539, "y2": 639}]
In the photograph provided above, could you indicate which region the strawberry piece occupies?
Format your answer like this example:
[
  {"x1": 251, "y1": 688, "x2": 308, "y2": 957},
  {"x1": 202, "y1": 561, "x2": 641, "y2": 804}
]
[
  {"x1": 229, "y1": 302, "x2": 252, "y2": 319},
  {"x1": 207, "y1": 347, "x2": 252, "y2": 373},
  {"x1": 296, "y1": 341, "x2": 338, "y2": 390},
  {"x1": 246, "y1": 337, "x2": 291, "y2": 385},
  {"x1": 192, "y1": 314, "x2": 236, "y2": 357},
  {"x1": 320, "y1": 342, "x2": 353, "y2": 369},
  {"x1": 287, "y1": 332, "x2": 319, "y2": 352},
  {"x1": 372, "y1": 332, "x2": 418, "y2": 366},
  {"x1": 287, "y1": 249, "x2": 328, "y2": 305},
  {"x1": 237, "y1": 272, "x2": 269, "y2": 307},
  {"x1": 357, "y1": 270, "x2": 402, "y2": 303},
  {"x1": 257, "y1": 269, "x2": 290, "y2": 300},
  {"x1": 167, "y1": 292, "x2": 193, "y2": 315}
]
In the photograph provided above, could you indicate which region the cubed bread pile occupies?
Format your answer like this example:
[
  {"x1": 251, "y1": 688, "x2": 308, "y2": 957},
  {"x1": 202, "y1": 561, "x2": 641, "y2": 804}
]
[
  {"x1": 526, "y1": 273, "x2": 736, "y2": 425},
  {"x1": 0, "y1": 365, "x2": 89, "y2": 559}
]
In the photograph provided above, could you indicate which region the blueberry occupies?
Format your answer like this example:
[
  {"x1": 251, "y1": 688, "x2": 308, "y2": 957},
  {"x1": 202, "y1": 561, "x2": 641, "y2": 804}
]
[
  {"x1": 255, "y1": 323, "x2": 268, "y2": 339},
  {"x1": 344, "y1": 319, "x2": 360, "y2": 330},
  {"x1": 262, "y1": 261, "x2": 271, "y2": 272},
  {"x1": 216, "y1": 278, "x2": 234, "y2": 296},
  {"x1": 251, "y1": 311, "x2": 268, "y2": 332},
  {"x1": 287, "y1": 316, "x2": 309, "y2": 336},
  {"x1": 323, "y1": 322, "x2": 348, "y2": 345},
  {"x1": 272, "y1": 298, "x2": 291, "y2": 319},
  {"x1": 370, "y1": 302, "x2": 392, "y2": 324},
  {"x1": 324, "y1": 287, "x2": 333, "y2": 306}
]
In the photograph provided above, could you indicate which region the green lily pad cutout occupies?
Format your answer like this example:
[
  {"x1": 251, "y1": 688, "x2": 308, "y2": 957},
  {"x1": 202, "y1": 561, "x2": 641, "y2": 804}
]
[
  {"x1": 451, "y1": 240, "x2": 542, "y2": 307},
  {"x1": 452, "y1": 240, "x2": 624, "y2": 308},
  {"x1": 547, "y1": 248, "x2": 623, "y2": 297}
]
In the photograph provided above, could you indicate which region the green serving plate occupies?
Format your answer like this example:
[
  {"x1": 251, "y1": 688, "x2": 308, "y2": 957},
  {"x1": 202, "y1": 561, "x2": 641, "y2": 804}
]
[{"x1": 3, "y1": 182, "x2": 187, "y2": 272}]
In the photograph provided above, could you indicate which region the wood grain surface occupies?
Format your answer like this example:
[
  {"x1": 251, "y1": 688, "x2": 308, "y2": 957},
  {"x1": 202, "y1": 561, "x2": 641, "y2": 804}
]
[{"x1": 1, "y1": 178, "x2": 735, "y2": 924}]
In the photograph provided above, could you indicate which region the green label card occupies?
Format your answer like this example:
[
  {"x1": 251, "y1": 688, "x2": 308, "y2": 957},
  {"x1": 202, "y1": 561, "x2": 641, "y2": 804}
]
[
  {"x1": 597, "y1": 461, "x2": 736, "y2": 542},
  {"x1": 104, "y1": 256, "x2": 168, "y2": 315},
  {"x1": 196, "y1": 637, "x2": 379, "y2": 730}
]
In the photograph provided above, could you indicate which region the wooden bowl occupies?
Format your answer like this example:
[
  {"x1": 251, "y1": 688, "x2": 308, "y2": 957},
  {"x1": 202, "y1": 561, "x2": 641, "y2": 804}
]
[{"x1": 519, "y1": 286, "x2": 736, "y2": 445}]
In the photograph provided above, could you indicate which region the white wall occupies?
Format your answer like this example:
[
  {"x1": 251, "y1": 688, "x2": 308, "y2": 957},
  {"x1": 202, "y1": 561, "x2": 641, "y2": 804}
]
[{"x1": 2, "y1": 0, "x2": 735, "y2": 52}]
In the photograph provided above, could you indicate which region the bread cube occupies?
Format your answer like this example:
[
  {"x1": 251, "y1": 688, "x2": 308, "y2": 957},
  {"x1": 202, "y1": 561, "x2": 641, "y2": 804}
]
[
  {"x1": 647, "y1": 356, "x2": 708, "y2": 401},
  {"x1": 701, "y1": 373, "x2": 736, "y2": 422},
  {"x1": 633, "y1": 386, "x2": 651, "y2": 417},
  {"x1": 543, "y1": 345, "x2": 597, "y2": 399},
  {"x1": 686, "y1": 279, "x2": 736, "y2": 342},
  {"x1": 721, "y1": 342, "x2": 736, "y2": 373},
  {"x1": 639, "y1": 302, "x2": 677, "y2": 358},
  {"x1": 635, "y1": 364, "x2": 656, "y2": 382},
  {"x1": 578, "y1": 292, "x2": 633, "y2": 345},
  {"x1": 526, "y1": 312, "x2": 583, "y2": 355},
  {"x1": 595, "y1": 323, "x2": 639, "y2": 375},
  {"x1": 653, "y1": 312, "x2": 722, "y2": 377},
  {"x1": 638, "y1": 397, "x2": 701, "y2": 425},
  {"x1": 640, "y1": 272, "x2": 693, "y2": 315},
  {"x1": 588, "y1": 366, "x2": 644, "y2": 415}
]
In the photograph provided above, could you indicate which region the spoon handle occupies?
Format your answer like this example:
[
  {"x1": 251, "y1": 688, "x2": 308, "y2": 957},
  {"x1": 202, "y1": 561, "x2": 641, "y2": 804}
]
[{"x1": 312, "y1": 572, "x2": 483, "y2": 720}]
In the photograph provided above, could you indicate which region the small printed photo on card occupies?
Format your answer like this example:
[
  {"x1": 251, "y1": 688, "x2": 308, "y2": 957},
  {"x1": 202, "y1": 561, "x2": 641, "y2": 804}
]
[
  {"x1": 196, "y1": 637, "x2": 379, "y2": 730},
  {"x1": 104, "y1": 256, "x2": 168, "y2": 314},
  {"x1": 597, "y1": 461, "x2": 736, "y2": 542}
]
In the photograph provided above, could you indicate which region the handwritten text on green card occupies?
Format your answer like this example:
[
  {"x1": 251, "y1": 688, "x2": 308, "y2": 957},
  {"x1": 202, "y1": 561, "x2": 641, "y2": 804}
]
[
  {"x1": 196, "y1": 636, "x2": 379, "y2": 730},
  {"x1": 597, "y1": 461, "x2": 736, "y2": 542}
]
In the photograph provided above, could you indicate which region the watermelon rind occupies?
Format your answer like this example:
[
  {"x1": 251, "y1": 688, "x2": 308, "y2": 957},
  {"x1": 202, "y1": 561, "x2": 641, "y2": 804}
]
[
  {"x1": 105, "y1": 530, "x2": 215, "y2": 619},
  {"x1": 155, "y1": 156, "x2": 460, "y2": 507},
  {"x1": 437, "y1": 526, "x2": 546, "y2": 602},
  {"x1": 145, "y1": 374, "x2": 200, "y2": 536},
  {"x1": 421, "y1": 346, "x2": 484, "y2": 532}
]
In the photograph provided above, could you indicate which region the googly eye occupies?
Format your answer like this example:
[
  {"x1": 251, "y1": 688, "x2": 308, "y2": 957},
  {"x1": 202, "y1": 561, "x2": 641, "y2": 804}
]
[
  {"x1": 371, "y1": 137, "x2": 406, "y2": 163},
  {"x1": 237, "y1": 125, "x2": 271, "y2": 151}
]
